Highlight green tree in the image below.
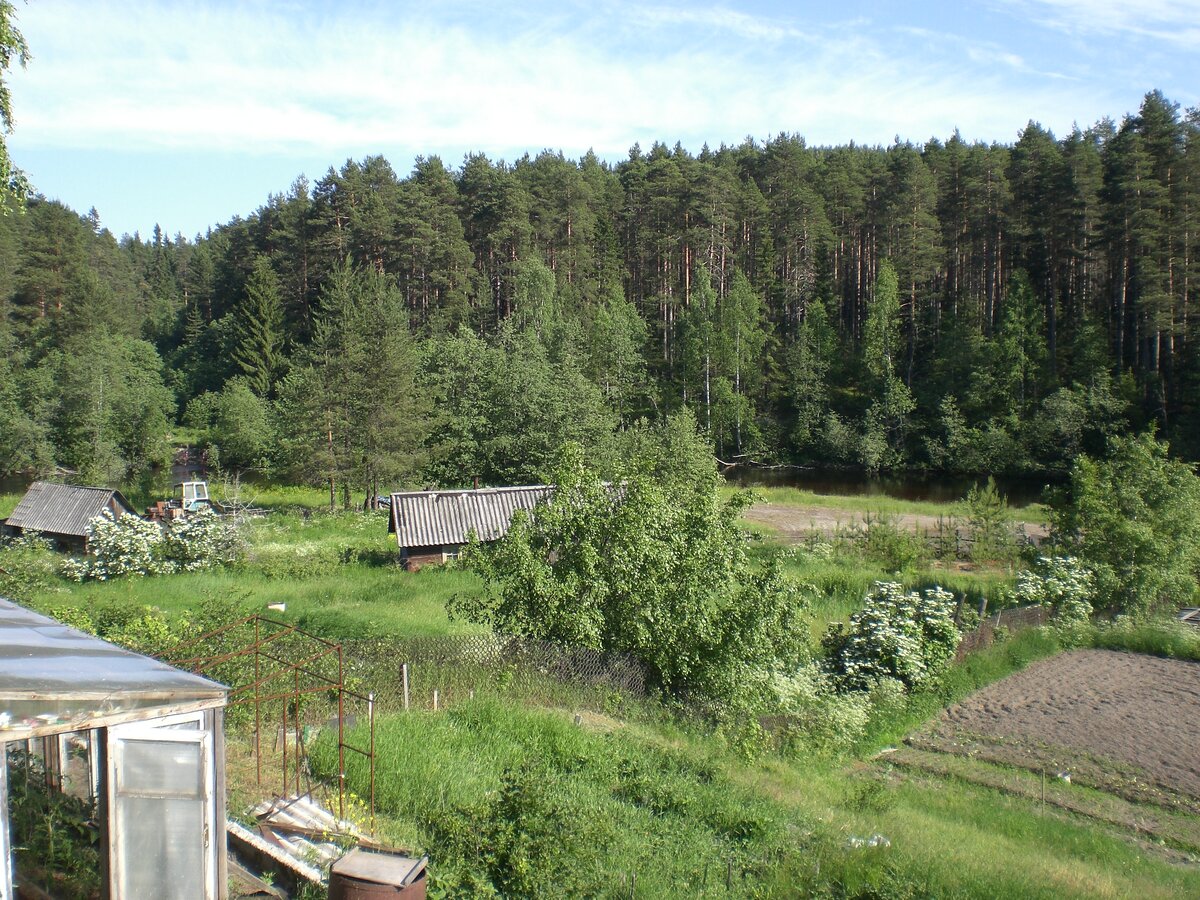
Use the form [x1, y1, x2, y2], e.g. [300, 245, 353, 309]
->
[186, 379, 275, 474]
[49, 330, 174, 484]
[278, 264, 427, 507]
[451, 445, 810, 706]
[586, 280, 649, 423]
[1050, 432, 1200, 616]
[0, 1, 29, 204]
[231, 255, 285, 396]
[861, 259, 915, 470]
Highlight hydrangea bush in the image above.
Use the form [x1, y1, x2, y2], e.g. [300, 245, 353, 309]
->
[63, 509, 242, 581]
[823, 581, 961, 691]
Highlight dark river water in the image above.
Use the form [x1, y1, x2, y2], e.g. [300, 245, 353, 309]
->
[724, 467, 1057, 508]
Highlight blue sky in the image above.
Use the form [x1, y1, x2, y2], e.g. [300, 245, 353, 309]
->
[6, 0, 1199, 241]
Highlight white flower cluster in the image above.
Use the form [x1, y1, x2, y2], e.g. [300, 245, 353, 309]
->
[1014, 555, 1094, 628]
[63, 509, 242, 581]
[832, 581, 960, 691]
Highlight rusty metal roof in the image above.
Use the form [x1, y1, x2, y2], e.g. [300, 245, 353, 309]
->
[4, 481, 136, 538]
[389, 486, 553, 549]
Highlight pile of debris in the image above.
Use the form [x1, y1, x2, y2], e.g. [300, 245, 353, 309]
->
[227, 793, 427, 898]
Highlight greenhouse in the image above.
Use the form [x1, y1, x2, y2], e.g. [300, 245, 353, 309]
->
[0, 597, 228, 900]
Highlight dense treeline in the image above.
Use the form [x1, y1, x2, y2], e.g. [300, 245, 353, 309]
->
[3, 90, 1199, 499]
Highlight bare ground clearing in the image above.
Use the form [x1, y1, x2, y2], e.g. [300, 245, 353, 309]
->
[743, 502, 1049, 543]
[917, 650, 1200, 806]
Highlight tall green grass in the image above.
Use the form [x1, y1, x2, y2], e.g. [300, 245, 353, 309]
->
[314, 687, 1200, 898]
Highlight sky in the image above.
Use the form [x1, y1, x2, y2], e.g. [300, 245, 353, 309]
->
[5, 0, 1199, 241]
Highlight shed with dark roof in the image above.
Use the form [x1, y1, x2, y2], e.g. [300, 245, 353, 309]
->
[388, 485, 553, 570]
[2, 481, 137, 552]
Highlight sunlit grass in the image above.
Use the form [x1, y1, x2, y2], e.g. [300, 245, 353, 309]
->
[730, 484, 1049, 524]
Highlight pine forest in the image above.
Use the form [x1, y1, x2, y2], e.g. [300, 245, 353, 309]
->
[3, 89, 1199, 500]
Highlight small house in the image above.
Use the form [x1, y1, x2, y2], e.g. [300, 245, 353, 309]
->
[0, 596, 229, 898]
[2, 481, 137, 553]
[388, 485, 553, 570]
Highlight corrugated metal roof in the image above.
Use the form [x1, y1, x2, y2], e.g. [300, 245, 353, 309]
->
[390, 486, 553, 549]
[0, 596, 227, 739]
[5, 481, 136, 538]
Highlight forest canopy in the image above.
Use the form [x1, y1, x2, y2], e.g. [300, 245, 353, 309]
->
[2, 90, 1199, 498]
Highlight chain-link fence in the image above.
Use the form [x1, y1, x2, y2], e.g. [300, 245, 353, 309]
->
[340, 634, 647, 716]
[955, 604, 1048, 659]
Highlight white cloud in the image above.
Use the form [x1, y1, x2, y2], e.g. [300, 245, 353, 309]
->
[1000, 0, 1200, 47]
[0, 0, 1170, 168]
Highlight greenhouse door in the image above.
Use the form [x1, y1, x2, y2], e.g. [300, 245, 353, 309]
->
[107, 714, 217, 900]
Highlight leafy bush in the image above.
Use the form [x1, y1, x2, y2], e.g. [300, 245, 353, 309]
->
[823, 582, 961, 691]
[158, 508, 243, 571]
[453, 443, 812, 708]
[63, 508, 242, 581]
[0, 532, 63, 601]
[1049, 432, 1200, 616]
[772, 663, 872, 754]
[1013, 556, 1094, 633]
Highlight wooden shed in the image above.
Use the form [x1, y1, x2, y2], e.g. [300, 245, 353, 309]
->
[388, 486, 553, 570]
[2, 481, 137, 553]
[0, 596, 229, 899]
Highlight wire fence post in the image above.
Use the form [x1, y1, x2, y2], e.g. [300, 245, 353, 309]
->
[402, 662, 410, 711]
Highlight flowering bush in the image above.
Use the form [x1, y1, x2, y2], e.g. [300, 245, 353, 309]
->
[64, 510, 165, 580]
[1014, 555, 1094, 632]
[64, 509, 242, 581]
[773, 663, 872, 754]
[823, 581, 961, 691]
[158, 508, 243, 571]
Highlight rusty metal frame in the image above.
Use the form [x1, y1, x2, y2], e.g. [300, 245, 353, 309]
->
[167, 615, 375, 824]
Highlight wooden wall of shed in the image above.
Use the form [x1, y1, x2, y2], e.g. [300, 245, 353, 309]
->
[402, 545, 463, 572]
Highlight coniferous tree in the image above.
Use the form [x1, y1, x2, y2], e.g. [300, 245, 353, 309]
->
[231, 255, 285, 397]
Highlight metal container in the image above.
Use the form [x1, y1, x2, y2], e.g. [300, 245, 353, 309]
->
[328, 849, 428, 899]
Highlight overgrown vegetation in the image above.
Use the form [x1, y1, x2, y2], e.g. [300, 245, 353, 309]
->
[1047, 432, 1200, 616]
[453, 442, 811, 707]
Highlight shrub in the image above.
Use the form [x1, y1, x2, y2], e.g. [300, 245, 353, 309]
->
[772, 663, 872, 754]
[963, 476, 1018, 563]
[1049, 432, 1200, 617]
[0, 532, 63, 601]
[158, 507, 243, 571]
[846, 513, 929, 571]
[823, 582, 961, 691]
[64, 508, 241, 581]
[1013, 556, 1094, 631]
[64, 510, 165, 580]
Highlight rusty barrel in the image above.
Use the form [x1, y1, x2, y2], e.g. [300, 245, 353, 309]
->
[328, 848, 428, 899]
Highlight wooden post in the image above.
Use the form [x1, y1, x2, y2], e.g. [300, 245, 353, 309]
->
[402, 663, 410, 711]
[433, 689, 439, 712]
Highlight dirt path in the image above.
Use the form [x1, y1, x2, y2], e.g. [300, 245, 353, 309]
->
[928, 649, 1200, 801]
[743, 502, 1049, 543]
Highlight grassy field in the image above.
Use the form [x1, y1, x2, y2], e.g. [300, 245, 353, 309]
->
[21, 506, 485, 638]
[8, 480, 1198, 897]
[310, 628, 1200, 898]
[728, 484, 1050, 525]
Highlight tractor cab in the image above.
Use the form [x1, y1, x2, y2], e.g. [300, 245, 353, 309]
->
[177, 480, 212, 512]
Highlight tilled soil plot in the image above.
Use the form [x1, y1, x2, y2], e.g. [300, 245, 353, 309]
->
[932, 649, 1200, 801]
